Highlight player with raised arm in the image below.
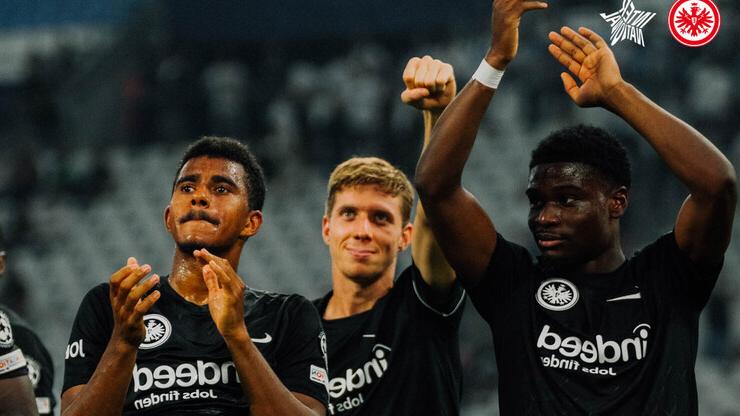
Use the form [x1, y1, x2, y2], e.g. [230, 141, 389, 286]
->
[315, 56, 465, 415]
[62, 137, 328, 415]
[415, 0, 736, 413]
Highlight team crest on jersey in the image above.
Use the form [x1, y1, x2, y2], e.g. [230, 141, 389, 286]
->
[26, 357, 41, 388]
[139, 314, 172, 350]
[0, 311, 13, 347]
[536, 278, 579, 311]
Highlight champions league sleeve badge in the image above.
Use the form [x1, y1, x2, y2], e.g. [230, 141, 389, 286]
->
[668, 0, 721, 47]
[0, 311, 13, 347]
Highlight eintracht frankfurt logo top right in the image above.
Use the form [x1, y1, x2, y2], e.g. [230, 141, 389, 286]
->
[668, 0, 721, 47]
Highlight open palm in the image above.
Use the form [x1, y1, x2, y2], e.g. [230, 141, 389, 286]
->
[547, 26, 623, 108]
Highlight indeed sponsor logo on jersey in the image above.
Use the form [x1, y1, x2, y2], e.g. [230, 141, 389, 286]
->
[133, 360, 239, 392]
[327, 344, 390, 414]
[537, 323, 650, 376]
[130, 360, 239, 410]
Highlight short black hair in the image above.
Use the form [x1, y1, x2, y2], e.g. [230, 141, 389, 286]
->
[0, 224, 5, 252]
[530, 124, 631, 189]
[174, 136, 266, 210]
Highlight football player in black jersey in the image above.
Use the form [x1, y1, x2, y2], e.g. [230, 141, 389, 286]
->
[415, 0, 736, 414]
[0, 227, 38, 416]
[0, 307, 38, 416]
[62, 137, 327, 415]
[0, 226, 56, 415]
[314, 57, 466, 415]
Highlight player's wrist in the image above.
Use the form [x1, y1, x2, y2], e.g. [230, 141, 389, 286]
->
[110, 333, 141, 353]
[221, 324, 250, 345]
[602, 80, 633, 114]
[484, 48, 510, 71]
[473, 58, 506, 90]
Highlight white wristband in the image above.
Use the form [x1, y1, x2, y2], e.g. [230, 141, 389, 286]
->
[472, 59, 505, 90]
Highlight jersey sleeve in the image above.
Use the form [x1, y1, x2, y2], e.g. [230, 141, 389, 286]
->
[11, 324, 56, 414]
[62, 284, 114, 393]
[404, 263, 466, 329]
[636, 232, 723, 311]
[0, 310, 28, 379]
[274, 296, 329, 407]
[467, 234, 535, 323]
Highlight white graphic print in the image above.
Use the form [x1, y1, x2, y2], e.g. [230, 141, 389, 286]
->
[26, 357, 41, 388]
[328, 344, 391, 414]
[536, 278, 579, 311]
[65, 339, 86, 359]
[600, 0, 656, 47]
[606, 292, 642, 302]
[0, 311, 13, 347]
[538, 323, 651, 376]
[251, 333, 272, 344]
[139, 314, 172, 350]
[132, 360, 238, 410]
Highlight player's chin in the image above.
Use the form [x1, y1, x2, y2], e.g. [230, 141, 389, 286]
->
[177, 238, 229, 255]
[539, 249, 579, 267]
[344, 265, 384, 285]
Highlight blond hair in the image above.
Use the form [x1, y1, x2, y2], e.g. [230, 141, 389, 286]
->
[325, 157, 414, 224]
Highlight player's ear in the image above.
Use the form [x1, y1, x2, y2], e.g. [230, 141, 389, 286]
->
[321, 216, 331, 245]
[609, 186, 629, 219]
[164, 205, 173, 233]
[398, 222, 413, 252]
[240, 210, 263, 239]
[0, 254, 6, 275]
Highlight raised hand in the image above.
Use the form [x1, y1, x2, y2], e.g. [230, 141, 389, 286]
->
[401, 56, 456, 113]
[547, 26, 624, 108]
[488, 0, 548, 69]
[194, 249, 247, 340]
[109, 257, 160, 348]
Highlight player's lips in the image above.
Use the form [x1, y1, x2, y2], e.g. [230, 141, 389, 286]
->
[535, 233, 565, 248]
[346, 247, 377, 258]
[179, 211, 219, 225]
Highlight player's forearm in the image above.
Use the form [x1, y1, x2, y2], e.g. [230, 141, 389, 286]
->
[413, 110, 456, 292]
[412, 201, 456, 292]
[0, 377, 39, 416]
[605, 82, 737, 198]
[62, 339, 138, 416]
[415, 80, 495, 201]
[225, 331, 321, 416]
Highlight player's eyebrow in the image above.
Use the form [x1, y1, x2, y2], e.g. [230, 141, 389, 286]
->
[175, 174, 199, 186]
[211, 175, 238, 188]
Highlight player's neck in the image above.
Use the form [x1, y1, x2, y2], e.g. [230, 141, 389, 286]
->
[168, 248, 240, 305]
[564, 239, 626, 275]
[324, 269, 394, 320]
[580, 244, 626, 274]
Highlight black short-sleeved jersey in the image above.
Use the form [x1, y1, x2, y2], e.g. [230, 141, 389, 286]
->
[63, 278, 329, 415]
[0, 306, 29, 380]
[470, 232, 721, 415]
[314, 264, 465, 416]
[2, 306, 56, 415]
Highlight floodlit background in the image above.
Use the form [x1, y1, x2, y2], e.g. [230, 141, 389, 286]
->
[0, 0, 738, 414]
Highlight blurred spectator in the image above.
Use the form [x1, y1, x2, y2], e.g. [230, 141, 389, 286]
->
[202, 59, 249, 137]
[20, 54, 61, 144]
